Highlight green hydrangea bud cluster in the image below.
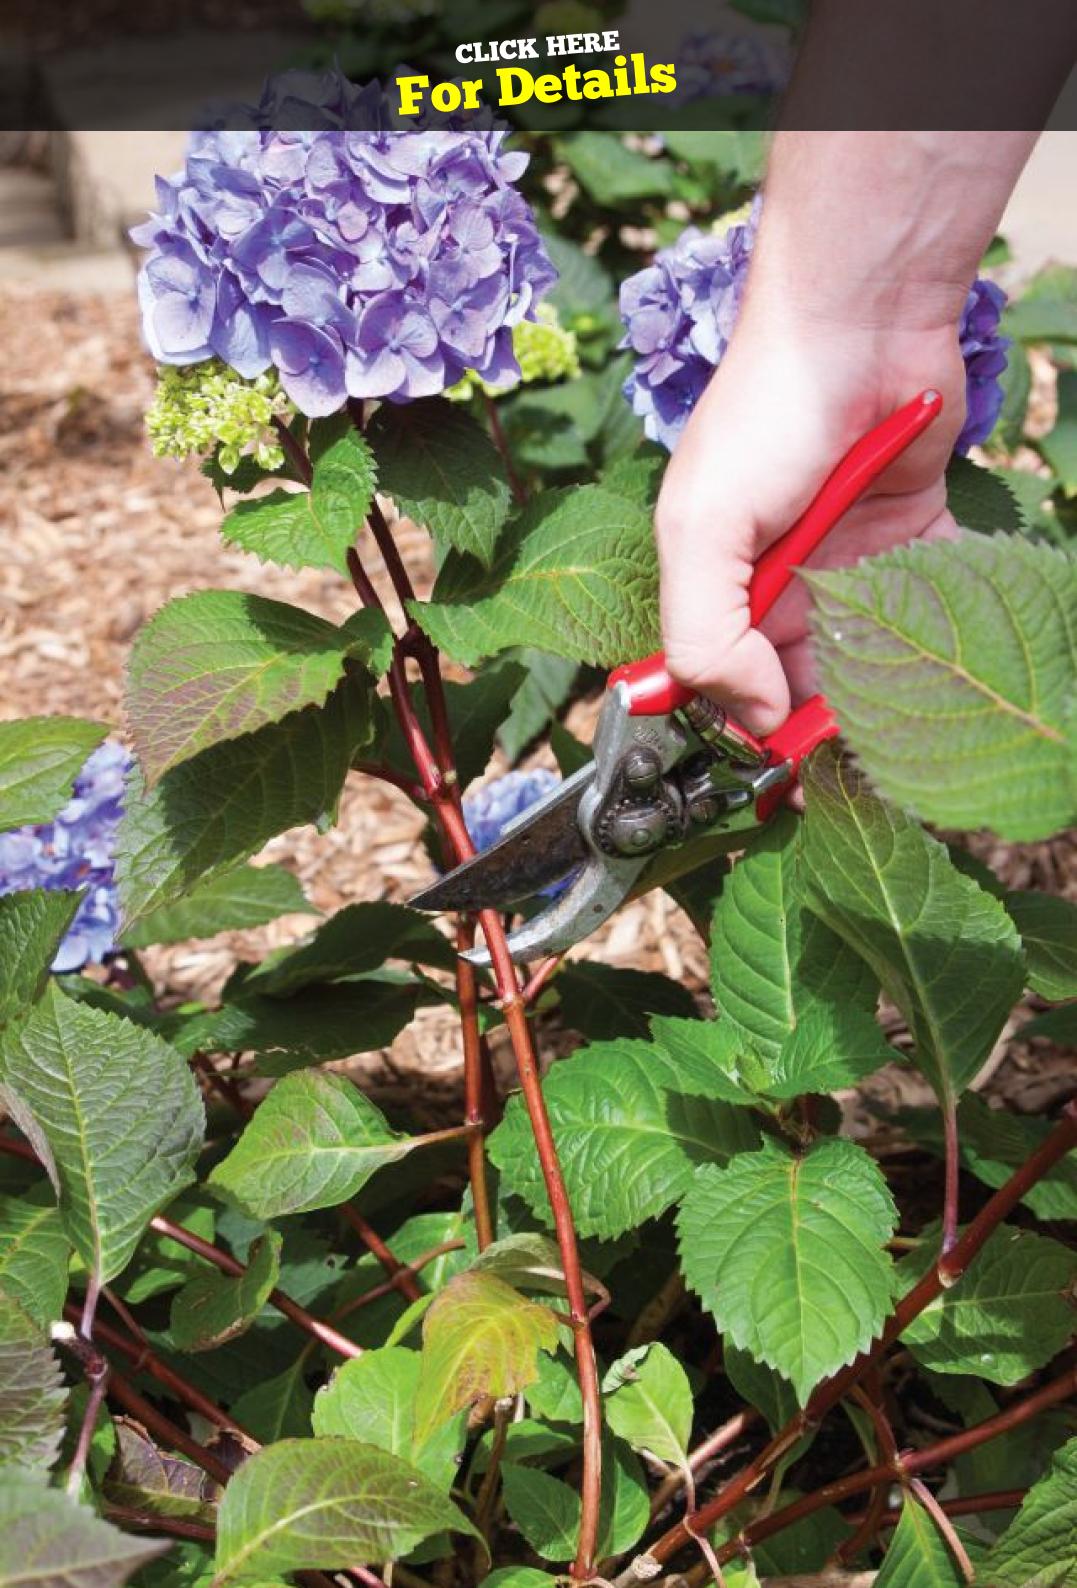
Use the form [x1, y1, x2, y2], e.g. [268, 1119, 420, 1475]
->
[712, 201, 754, 238]
[448, 304, 581, 403]
[145, 360, 296, 475]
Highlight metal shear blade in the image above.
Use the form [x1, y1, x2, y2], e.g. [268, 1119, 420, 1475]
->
[409, 764, 593, 915]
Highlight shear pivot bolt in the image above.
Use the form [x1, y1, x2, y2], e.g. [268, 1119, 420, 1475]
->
[621, 747, 662, 791]
[607, 804, 669, 856]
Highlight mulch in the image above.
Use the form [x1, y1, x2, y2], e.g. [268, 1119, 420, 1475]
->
[1, 279, 1071, 1130]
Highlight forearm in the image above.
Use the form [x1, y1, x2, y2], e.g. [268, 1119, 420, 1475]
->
[747, 131, 1037, 338]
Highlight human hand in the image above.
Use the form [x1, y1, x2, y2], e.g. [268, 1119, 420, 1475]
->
[654, 309, 967, 737]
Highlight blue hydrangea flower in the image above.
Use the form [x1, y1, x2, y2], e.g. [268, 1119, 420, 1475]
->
[673, 31, 791, 102]
[0, 742, 130, 973]
[619, 199, 760, 451]
[619, 196, 1010, 455]
[132, 69, 556, 418]
[955, 278, 1010, 453]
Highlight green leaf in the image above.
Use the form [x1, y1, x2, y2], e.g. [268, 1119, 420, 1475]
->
[481, 1572, 559, 1588]
[763, 1004, 900, 1099]
[313, 1346, 418, 1454]
[1040, 371, 1077, 494]
[106, 1420, 218, 1521]
[244, 901, 455, 996]
[127, 592, 368, 785]
[367, 398, 510, 567]
[495, 649, 579, 761]
[173, 978, 425, 1071]
[899, 1092, 1077, 1223]
[413, 1270, 560, 1444]
[0, 1191, 69, 1326]
[602, 1342, 692, 1464]
[945, 455, 1025, 533]
[212, 1437, 476, 1580]
[556, 962, 697, 1041]
[750, 1494, 851, 1577]
[500, 1462, 577, 1562]
[488, 1038, 760, 1239]
[724, 1341, 799, 1434]
[208, 1071, 414, 1219]
[875, 1493, 967, 1588]
[220, 428, 377, 574]
[313, 1346, 465, 1490]
[122, 863, 313, 949]
[0, 889, 81, 1027]
[0, 1467, 168, 1586]
[468, 1232, 594, 1301]
[801, 747, 1025, 1103]
[0, 1289, 67, 1471]
[541, 228, 619, 341]
[807, 535, 1077, 840]
[1006, 891, 1077, 1001]
[0, 717, 107, 830]
[985, 1436, 1077, 1587]
[677, 1137, 897, 1403]
[556, 132, 675, 206]
[169, 1230, 282, 1353]
[897, 1224, 1076, 1384]
[231, 1358, 314, 1444]
[414, 483, 658, 668]
[0, 986, 204, 1288]
[116, 681, 374, 924]
[662, 129, 765, 181]
[710, 809, 879, 1062]
[525, 1347, 584, 1426]
[1005, 264, 1077, 343]
[378, 660, 528, 792]
[500, 1436, 648, 1563]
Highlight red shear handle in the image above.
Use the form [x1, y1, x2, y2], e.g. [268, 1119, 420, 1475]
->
[609, 388, 943, 716]
[755, 694, 839, 820]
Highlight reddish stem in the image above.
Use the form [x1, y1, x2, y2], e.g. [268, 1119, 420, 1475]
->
[70, 1304, 245, 1435]
[150, 1215, 362, 1360]
[864, 1490, 1026, 1529]
[909, 1477, 975, 1584]
[272, 415, 313, 486]
[457, 917, 496, 1250]
[522, 953, 565, 1006]
[705, 1360, 1077, 1572]
[347, 531, 602, 1576]
[482, 392, 527, 505]
[644, 1102, 1077, 1566]
[193, 1052, 252, 1119]
[340, 1205, 422, 1303]
[329, 1239, 467, 1324]
[353, 760, 428, 802]
[105, 1504, 215, 1543]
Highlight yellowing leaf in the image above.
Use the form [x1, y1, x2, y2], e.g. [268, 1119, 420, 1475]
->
[413, 1271, 560, 1444]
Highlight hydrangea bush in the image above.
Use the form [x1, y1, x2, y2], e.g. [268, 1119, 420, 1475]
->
[1, 123, 1075, 1588]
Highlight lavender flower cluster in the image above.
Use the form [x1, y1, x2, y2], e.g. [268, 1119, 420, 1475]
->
[619, 200, 759, 451]
[0, 743, 129, 973]
[619, 196, 1010, 455]
[956, 278, 1010, 455]
[133, 95, 557, 419]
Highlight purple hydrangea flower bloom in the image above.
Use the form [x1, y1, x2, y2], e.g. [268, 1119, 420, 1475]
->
[0, 741, 130, 973]
[132, 68, 556, 417]
[955, 278, 1010, 453]
[620, 195, 1009, 455]
[619, 198, 760, 452]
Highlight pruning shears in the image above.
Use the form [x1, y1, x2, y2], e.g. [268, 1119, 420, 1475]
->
[412, 390, 943, 966]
